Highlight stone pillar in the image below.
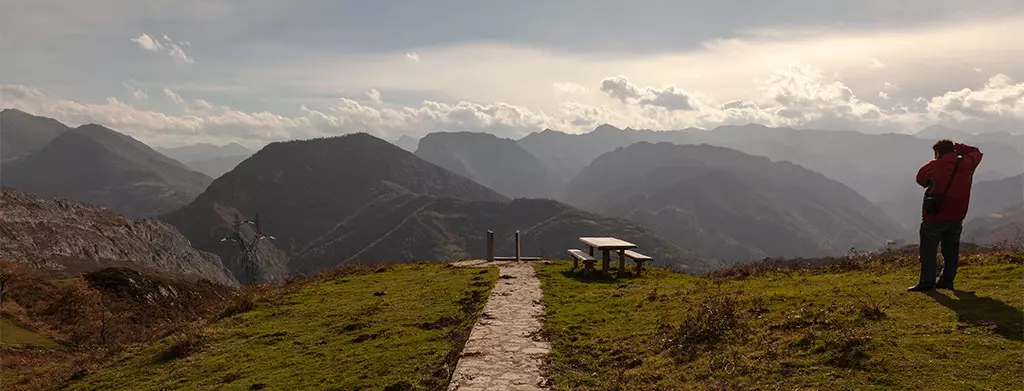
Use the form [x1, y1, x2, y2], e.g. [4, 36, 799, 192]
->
[515, 230, 521, 261]
[487, 230, 494, 262]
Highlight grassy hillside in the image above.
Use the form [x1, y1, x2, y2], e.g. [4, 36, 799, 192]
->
[536, 250, 1023, 390]
[63, 264, 496, 391]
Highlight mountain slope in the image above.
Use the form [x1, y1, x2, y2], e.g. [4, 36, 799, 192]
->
[565, 142, 904, 262]
[416, 131, 563, 199]
[1, 124, 212, 217]
[0, 188, 236, 286]
[157, 142, 252, 163]
[184, 153, 252, 178]
[521, 124, 1024, 234]
[0, 108, 70, 162]
[165, 133, 712, 283]
[971, 174, 1024, 218]
[965, 202, 1024, 246]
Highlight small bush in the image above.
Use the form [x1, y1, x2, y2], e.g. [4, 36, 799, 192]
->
[664, 296, 747, 362]
[156, 332, 202, 362]
[218, 293, 256, 320]
[817, 330, 873, 368]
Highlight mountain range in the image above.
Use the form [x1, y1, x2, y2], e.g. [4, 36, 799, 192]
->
[415, 131, 564, 199]
[0, 109, 70, 162]
[516, 124, 1024, 235]
[1, 119, 212, 217]
[564, 142, 904, 261]
[163, 133, 709, 283]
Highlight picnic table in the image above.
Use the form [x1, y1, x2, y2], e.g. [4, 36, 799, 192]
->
[579, 237, 637, 276]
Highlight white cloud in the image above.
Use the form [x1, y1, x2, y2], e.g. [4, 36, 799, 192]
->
[189, 99, 213, 112]
[405, 52, 420, 63]
[869, 58, 885, 68]
[163, 88, 184, 103]
[552, 82, 589, 95]
[122, 80, 147, 100]
[926, 74, 1024, 120]
[130, 33, 162, 52]
[599, 75, 695, 111]
[131, 33, 194, 64]
[878, 91, 890, 100]
[366, 88, 382, 105]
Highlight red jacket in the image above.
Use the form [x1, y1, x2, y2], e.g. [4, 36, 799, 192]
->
[916, 143, 983, 221]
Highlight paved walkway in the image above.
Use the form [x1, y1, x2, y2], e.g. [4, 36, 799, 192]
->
[447, 261, 551, 391]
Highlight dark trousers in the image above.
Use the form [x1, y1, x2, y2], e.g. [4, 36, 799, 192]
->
[918, 220, 963, 287]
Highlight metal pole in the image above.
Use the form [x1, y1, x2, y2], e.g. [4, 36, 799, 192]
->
[486, 230, 494, 262]
[515, 230, 521, 261]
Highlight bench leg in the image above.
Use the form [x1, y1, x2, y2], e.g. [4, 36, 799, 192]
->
[601, 250, 610, 276]
[572, 258, 578, 270]
[617, 250, 626, 277]
[634, 261, 644, 275]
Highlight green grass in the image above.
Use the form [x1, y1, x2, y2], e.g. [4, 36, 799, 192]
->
[536, 254, 1024, 390]
[0, 316, 58, 348]
[65, 264, 498, 391]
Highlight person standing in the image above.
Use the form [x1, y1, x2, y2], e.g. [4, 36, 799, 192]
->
[908, 139, 983, 292]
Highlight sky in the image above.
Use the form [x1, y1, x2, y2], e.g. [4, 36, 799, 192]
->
[2, 0, 1024, 148]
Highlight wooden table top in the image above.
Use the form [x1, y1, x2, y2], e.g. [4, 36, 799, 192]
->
[579, 237, 637, 250]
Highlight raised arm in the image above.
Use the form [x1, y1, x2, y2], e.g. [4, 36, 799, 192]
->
[955, 143, 983, 170]
[916, 162, 932, 188]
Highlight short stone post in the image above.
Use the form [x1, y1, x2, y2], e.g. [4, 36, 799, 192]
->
[487, 230, 494, 262]
[515, 230, 521, 261]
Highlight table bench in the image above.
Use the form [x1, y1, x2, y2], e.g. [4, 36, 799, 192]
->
[623, 250, 653, 275]
[567, 249, 597, 272]
[578, 237, 639, 277]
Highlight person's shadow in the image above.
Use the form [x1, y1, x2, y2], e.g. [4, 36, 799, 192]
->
[925, 290, 1023, 341]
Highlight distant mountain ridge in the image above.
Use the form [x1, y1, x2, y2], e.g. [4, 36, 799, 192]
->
[415, 131, 564, 199]
[0, 188, 236, 286]
[0, 108, 70, 162]
[516, 124, 1024, 235]
[564, 142, 905, 262]
[157, 142, 253, 163]
[165, 133, 712, 283]
[1, 122, 213, 217]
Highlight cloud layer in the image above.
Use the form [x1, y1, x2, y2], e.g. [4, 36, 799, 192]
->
[131, 33, 194, 64]
[4, 64, 1024, 149]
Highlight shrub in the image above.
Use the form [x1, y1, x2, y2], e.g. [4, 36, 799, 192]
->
[664, 296, 747, 362]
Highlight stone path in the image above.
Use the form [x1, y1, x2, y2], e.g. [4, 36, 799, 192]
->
[447, 261, 551, 391]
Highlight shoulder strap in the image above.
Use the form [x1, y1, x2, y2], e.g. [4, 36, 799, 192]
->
[938, 156, 962, 197]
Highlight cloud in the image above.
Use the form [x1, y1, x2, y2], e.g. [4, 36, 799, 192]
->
[878, 91, 890, 100]
[869, 58, 885, 68]
[366, 88, 382, 104]
[405, 52, 420, 63]
[131, 33, 162, 52]
[599, 76, 695, 111]
[552, 82, 589, 95]
[926, 74, 1024, 120]
[163, 88, 184, 103]
[122, 80, 147, 100]
[189, 99, 213, 112]
[131, 33, 194, 64]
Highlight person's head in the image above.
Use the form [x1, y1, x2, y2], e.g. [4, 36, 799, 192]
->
[933, 138, 955, 159]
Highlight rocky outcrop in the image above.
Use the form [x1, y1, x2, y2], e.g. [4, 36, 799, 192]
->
[0, 188, 237, 286]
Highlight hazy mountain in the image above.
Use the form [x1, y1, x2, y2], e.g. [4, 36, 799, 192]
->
[564, 142, 905, 262]
[391, 134, 420, 152]
[0, 108, 70, 162]
[913, 125, 1024, 154]
[970, 174, 1024, 218]
[165, 133, 710, 283]
[157, 142, 253, 163]
[517, 124, 694, 183]
[0, 188, 236, 286]
[416, 131, 564, 199]
[522, 124, 1024, 235]
[964, 202, 1024, 246]
[1, 123, 213, 217]
[184, 153, 252, 178]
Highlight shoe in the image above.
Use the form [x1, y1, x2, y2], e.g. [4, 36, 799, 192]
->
[907, 284, 935, 292]
[935, 282, 954, 290]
